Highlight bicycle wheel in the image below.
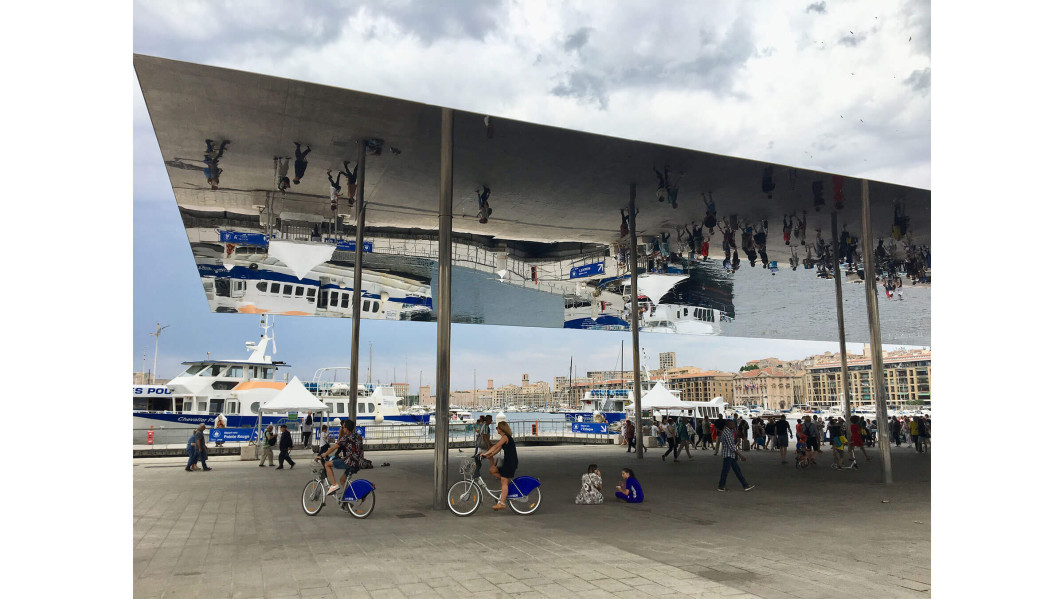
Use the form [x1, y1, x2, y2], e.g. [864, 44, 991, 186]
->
[447, 480, 481, 516]
[301, 480, 325, 516]
[346, 490, 375, 519]
[507, 487, 541, 515]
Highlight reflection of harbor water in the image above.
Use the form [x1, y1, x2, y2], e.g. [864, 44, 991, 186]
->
[433, 265, 561, 327]
[723, 266, 930, 346]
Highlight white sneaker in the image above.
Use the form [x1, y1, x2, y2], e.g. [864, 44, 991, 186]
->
[326, 485, 340, 495]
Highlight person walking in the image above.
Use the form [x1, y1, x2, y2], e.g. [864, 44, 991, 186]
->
[802, 416, 820, 454]
[676, 418, 694, 460]
[258, 424, 277, 467]
[277, 424, 295, 470]
[274, 156, 291, 194]
[915, 416, 927, 453]
[301, 414, 313, 449]
[342, 160, 359, 205]
[712, 415, 727, 454]
[848, 416, 872, 461]
[202, 139, 229, 190]
[292, 142, 311, 184]
[651, 420, 664, 450]
[890, 416, 902, 447]
[717, 420, 755, 492]
[623, 419, 636, 453]
[908, 417, 919, 449]
[774, 416, 793, 464]
[185, 429, 200, 471]
[700, 417, 711, 449]
[194, 423, 211, 471]
[661, 418, 679, 461]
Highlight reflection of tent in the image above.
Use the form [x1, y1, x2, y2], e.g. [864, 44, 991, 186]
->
[267, 240, 336, 280]
[254, 377, 330, 457]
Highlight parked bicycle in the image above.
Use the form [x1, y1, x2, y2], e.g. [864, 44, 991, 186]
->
[447, 455, 542, 516]
[301, 462, 375, 518]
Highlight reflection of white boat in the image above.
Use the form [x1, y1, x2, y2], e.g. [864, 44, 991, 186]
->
[306, 367, 425, 424]
[196, 249, 432, 320]
[641, 304, 726, 335]
[566, 272, 726, 335]
[428, 408, 474, 426]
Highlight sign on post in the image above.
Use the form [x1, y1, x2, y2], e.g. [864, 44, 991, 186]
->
[570, 261, 605, 279]
[572, 422, 611, 435]
[209, 429, 258, 443]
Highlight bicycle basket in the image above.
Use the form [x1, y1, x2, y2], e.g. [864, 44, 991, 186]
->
[459, 457, 477, 477]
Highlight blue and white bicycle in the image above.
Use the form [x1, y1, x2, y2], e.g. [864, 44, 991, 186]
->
[447, 455, 542, 516]
[301, 462, 376, 518]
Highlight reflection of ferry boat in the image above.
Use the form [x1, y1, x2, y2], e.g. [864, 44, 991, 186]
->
[563, 273, 727, 334]
[194, 248, 432, 320]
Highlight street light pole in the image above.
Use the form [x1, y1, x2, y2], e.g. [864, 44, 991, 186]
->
[150, 323, 170, 384]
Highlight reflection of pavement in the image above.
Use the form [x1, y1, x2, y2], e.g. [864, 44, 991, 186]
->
[726, 266, 930, 345]
[134, 444, 930, 597]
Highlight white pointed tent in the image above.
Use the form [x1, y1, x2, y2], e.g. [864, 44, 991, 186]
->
[635, 382, 728, 420]
[253, 377, 330, 454]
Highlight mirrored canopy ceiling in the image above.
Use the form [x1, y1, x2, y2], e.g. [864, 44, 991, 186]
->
[136, 54, 930, 345]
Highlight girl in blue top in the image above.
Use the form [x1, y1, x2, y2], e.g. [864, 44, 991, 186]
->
[614, 468, 643, 503]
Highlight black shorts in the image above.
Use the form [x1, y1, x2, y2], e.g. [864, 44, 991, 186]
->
[499, 462, 517, 479]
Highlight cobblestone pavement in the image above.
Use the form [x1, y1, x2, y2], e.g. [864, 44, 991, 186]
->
[133, 443, 930, 598]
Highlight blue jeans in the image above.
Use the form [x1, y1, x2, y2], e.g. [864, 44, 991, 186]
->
[186, 446, 198, 469]
[718, 457, 749, 490]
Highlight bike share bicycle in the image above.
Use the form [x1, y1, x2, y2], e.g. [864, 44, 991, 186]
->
[301, 458, 376, 518]
[447, 454, 542, 516]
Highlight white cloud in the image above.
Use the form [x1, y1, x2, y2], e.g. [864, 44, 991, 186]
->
[134, 0, 930, 188]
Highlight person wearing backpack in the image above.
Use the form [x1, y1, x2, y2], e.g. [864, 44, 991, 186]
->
[258, 425, 277, 467]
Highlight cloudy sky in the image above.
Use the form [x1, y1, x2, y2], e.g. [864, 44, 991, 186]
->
[132, 0, 931, 390]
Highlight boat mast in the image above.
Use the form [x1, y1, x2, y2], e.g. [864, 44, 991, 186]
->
[567, 357, 573, 410]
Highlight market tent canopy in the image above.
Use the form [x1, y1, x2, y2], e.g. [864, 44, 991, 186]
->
[638, 382, 688, 410]
[257, 377, 329, 413]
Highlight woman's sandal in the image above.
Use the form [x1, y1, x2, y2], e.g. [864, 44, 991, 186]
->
[491, 503, 507, 511]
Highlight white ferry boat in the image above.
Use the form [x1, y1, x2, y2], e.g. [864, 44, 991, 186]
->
[132, 319, 429, 432]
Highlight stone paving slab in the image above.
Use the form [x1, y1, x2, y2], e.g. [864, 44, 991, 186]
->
[134, 444, 930, 597]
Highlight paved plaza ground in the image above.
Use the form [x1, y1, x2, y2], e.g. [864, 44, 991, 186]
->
[133, 442, 931, 598]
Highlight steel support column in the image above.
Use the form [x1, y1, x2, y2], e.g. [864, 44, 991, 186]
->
[348, 140, 367, 419]
[859, 179, 893, 484]
[433, 108, 454, 509]
[830, 211, 851, 422]
[628, 184, 643, 459]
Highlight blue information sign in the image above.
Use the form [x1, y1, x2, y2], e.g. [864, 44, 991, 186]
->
[572, 422, 611, 435]
[570, 262, 605, 279]
[219, 230, 269, 246]
[336, 240, 373, 253]
[209, 429, 258, 442]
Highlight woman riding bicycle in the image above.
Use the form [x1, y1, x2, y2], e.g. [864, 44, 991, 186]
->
[319, 419, 364, 496]
[481, 420, 518, 511]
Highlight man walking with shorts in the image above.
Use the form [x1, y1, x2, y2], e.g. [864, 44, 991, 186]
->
[774, 417, 793, 463]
